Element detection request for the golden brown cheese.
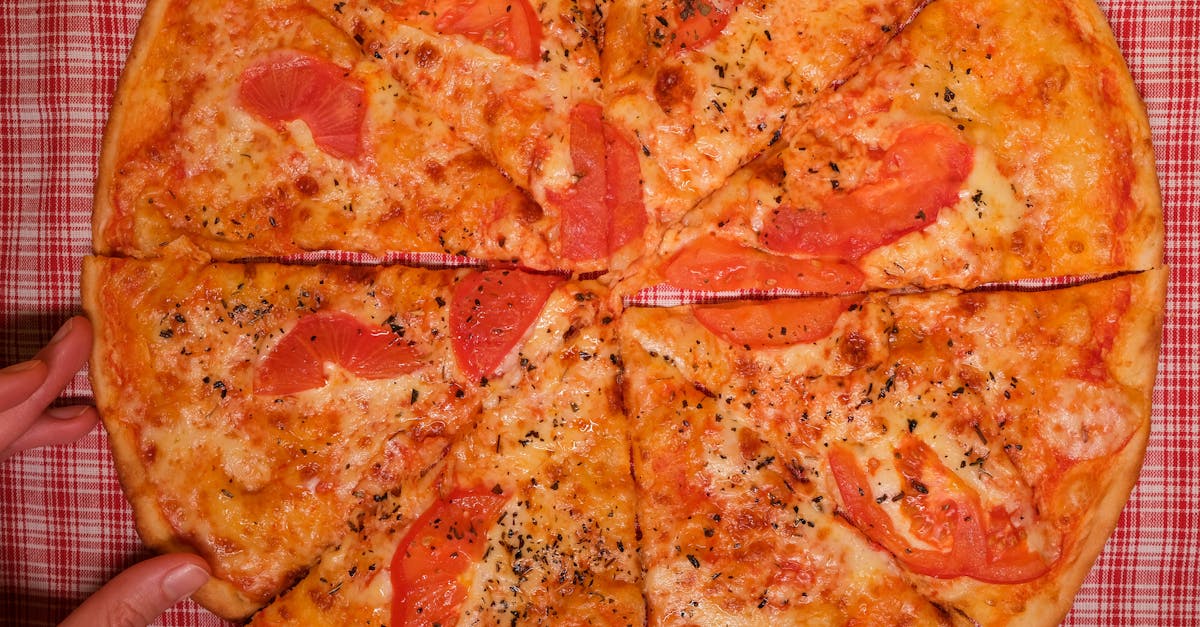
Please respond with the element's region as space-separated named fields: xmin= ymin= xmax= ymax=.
xmin=96 ymin=0 xmax=558 ymax=268
xmin=83 ymin=255 xmax=485 ymax=619
xmin=637 ymin=0 xmax=1163 ymax=292
xmin=618 ymin=269 xmax=1165 ymax=625
xmin=622 ymin=334 xmax=954 ymax=625
xmin=249 ymin=282 xmax=644 ymax=626
xmin=311 ymin=0 xmax=609 ymax=270
xmin=600 ymin=0 xmax=927 ymax=227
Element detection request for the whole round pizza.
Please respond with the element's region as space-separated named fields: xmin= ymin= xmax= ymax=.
xmin=83 ymin=0 xmax=1166 ymax=624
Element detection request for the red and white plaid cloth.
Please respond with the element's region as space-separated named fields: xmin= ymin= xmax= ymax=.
xmin=0 ymin=1 xmax=1196 ymax=625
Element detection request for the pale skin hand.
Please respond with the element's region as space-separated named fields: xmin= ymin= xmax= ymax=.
xmin=1 ymin=316 xmax=211 ymax=627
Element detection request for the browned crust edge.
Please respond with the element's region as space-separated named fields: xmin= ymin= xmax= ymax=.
xmin=1063 ymin=0 xmax=1166 ymax=271
xmin=81 ymin=256 xmax=263 ymax=621
xmin=1012 ymin=266 xmax=1167 ymax=626
xmin=91 ymin=0 xmax=172 ymax=255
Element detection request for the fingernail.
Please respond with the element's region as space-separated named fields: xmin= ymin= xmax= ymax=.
xmin=1 ymin=359 xmax=43 ymax=375
xmin=46 ymin=405 xmax=90 ymax=420
xmin=49 ymin=318 xmax=75 ymax=345
xmin=162 ymin=564 xmax=210 ymax=600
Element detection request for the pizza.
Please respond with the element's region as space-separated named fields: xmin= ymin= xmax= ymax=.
xmin=94 ymin=0 xmax=560 ymax=270
xmin=599 ymin=0 xmax=929 ymax=231
xmin=82 ymin=0 xmax=1166 ymax=623
xmin=630 ymin=0 xmax=1163 ymax=295
xmin=620 ymin=269 xmax=1164 ymax=624
xmin=247 ymin=280 xmax=643 ymax=625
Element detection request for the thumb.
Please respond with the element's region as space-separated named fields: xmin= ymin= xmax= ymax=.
xmin=60 ymin=554 xmax=211 ymax=627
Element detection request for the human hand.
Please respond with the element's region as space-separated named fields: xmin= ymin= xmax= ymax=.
xmin=1 ymin=316 xmax=211 ymax=626
xmin=0 ymin=316 xmax=99 ymax=460
xmin=59 ymin=553 xmax=211 ymax=627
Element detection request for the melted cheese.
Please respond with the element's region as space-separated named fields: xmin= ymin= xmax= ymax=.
xmin=246 ymin=280 xmax=643 ymax=626
xmin=619 ymin=269 xmax=1163 ymax=625
xmin=602 ymin=0 xmax=928 ymax=224
xmin=86 ymin=256 xmax=480 ymax=606
xmin=102 ymin=0 xmax=562 ymax=268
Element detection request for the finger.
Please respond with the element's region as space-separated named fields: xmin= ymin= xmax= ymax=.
xmin=0 ymin=360 xmax=51 ymax=455
xmin=0 ymin=406 xmax=99 ymax=461
xmin=28 ymin=316 xmax=93 ymax=409
xmin=0 ymin=317 xmax=92 ymax=459
xmin=0 ymin=359 xmax=48 ymax=412
xmin=59 ymin=553 xmax=211 ymax=627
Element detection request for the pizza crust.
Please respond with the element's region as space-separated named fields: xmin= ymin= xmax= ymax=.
xmin=1007 ymin=266 xmax=1166 ymax=625
xmin=83 ymin=257 xmax=263 ymax=619
xmin=92 ymin=0 xmax=171 ymax=256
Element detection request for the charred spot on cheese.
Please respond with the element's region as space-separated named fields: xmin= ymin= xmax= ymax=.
xmin=415 ymin=41 xmax=440 ymax=68
xmin=294 ymin=175 xmax=319 ymax=197
xmin=839 ymin=331 xmax=870 ymax=368
xmin=654 ymin=65 xmax=696 ymax=113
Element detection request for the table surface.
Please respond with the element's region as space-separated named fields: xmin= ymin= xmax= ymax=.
xmin=1 ymin=1 xmax=1197 ymax=625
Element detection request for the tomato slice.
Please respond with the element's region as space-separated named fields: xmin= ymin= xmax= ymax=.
xmin=450 ymin=269 xmax=563 ymax=379
xmin=550 ymin=103 xmax=648 ymax=261
xmin=391 ymin=488 xmax=508 ymax=627
xmin=254 ymin=312 xmax=421 ymax=395
xmin=238 ymin=51 xmax=366 ymax=159
xmin=435 ymin=0 xmax=543 ymax=64
xmin=604 ymin=122 xmax=648 ymax=251
xmin=553 ymin=102 xmax=610 ymax=261
xmin=673 ymin=0 xmax=742 ymax=51
xmin=829 ymin=437 xmax=1055 ymax=583
xmin=692 ymin=295 xmax=862 ymax=348
xmin=761 ymin=124 xmax=974 ymax=259
xmin=663 ymin=236 xmax=865 ymax=293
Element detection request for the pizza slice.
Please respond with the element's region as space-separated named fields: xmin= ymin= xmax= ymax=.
xmin=95 ymin=0 xmax=574 ymax=270
xmin=246 ymin=280 xmax=644 ymax=625
xmin=619 ymin=268 xmax=1165 ymax=624
xmin=621 ymin=328 xmax=955 ymax=624
xmin=312 ymin=0 xmax=647 ymax=269
xmin=630 ymin=0 xmax=1163 ymax=293
xmin=599 ymin=0 xmax=928 ymax=232
xmin=82 ymin=252 xmax=568 ymax=620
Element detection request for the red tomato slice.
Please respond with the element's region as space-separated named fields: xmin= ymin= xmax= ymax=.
xmin=829 ymin=437 xmax=1055 ymax=583
xmin=663 ymin=236 xmax=865 ymax=293
xmin=552 ymin=102 xmax=610 ymax=261
xmin=761 ymin=124 xmax=974 ymax=259
xmin=450 ymin=269 xmax=563 ymax=379
xmin=254 ymin=312 xmax=421 ymax=395
xmin=549 ymin=103 xmax=649 ymax=261
xmin=253 ymin=326 xmax=327 ymax=396
xmin=239 ymin=51 xmax=366 ymax=159
xmin=391 ymin=488 xmax=508 ymax=627
xmin=674 ymin=0 xmax=742 ymax=51
xmin=692 ymin=295 xmax=862 ymax=348
xmin=435 ymin=0 xmax=543 ymax=64
xmin=604 ymin=123 xmax=648 ymax=252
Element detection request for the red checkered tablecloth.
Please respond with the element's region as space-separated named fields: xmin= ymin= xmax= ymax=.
xmin=1 ymin=1 xmax=1196 ymax=625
